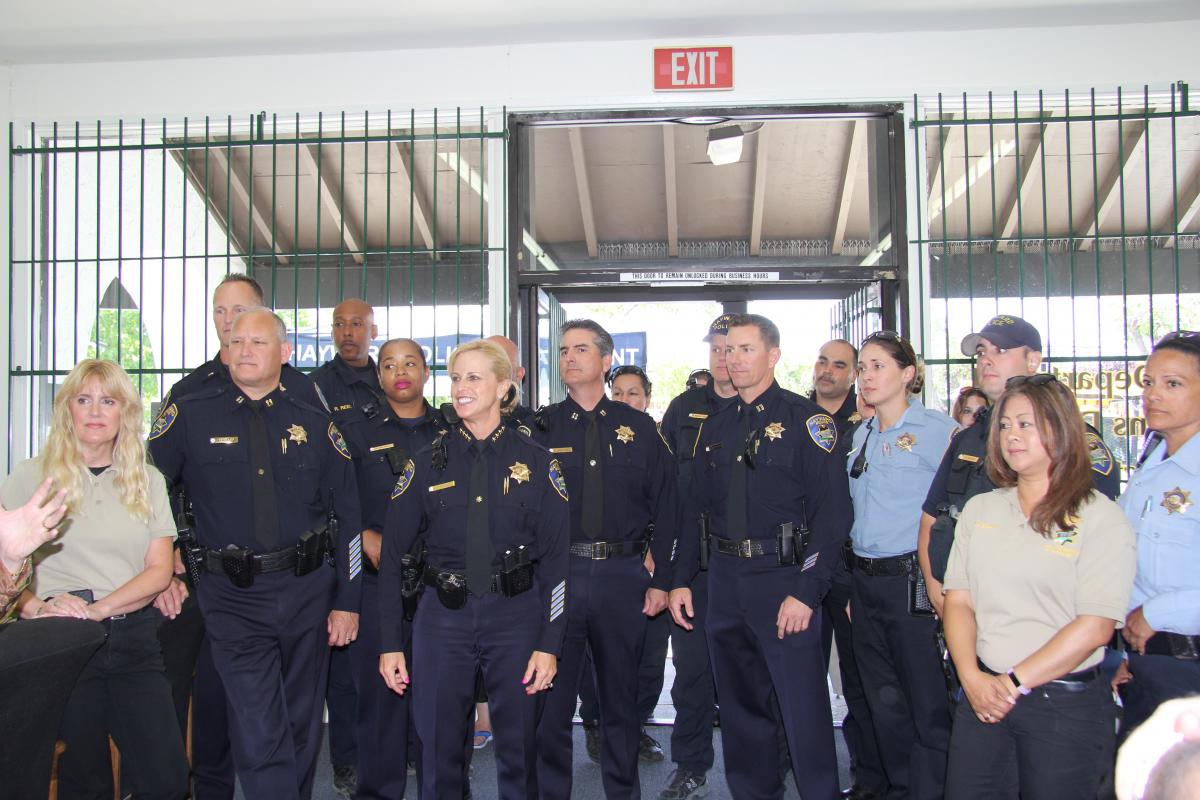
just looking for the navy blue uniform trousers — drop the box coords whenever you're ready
[669,569,715,774]
[706,552,837,800]
[196,567,335,800]
[538,555,650,800]
[413,587,543,800]
[350,574,416,799]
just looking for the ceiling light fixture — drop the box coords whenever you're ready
[707,125,745,166]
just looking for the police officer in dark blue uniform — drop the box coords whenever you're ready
[534,319,678,800]
[152,273,331,800]
[341,337,443,800]
[655,314,739,800]
[918,315,1119,610]
[487,335,539,432]
[669,313,851,800]
[378,339,568,800]
[149,308,362,800]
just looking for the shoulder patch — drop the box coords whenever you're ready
[1085,432,1114,476]
[328,422,352,460]
[806,413,838,454]
[391,458,416,499]
[149,403,178,441]
[548,458,569,502]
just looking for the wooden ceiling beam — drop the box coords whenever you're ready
[299,142,365,264]
[567,128,599,259]
[831,120,865,255]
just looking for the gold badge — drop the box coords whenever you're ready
[1161,487,1193,515]
[764,422,786,441]
[287,424,308,444]
[848,412,862,424]
[615,425,635,444]
[896,433,916,452]
[509,462,531,484]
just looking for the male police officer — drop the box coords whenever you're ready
[918,314,1119,610]
[655,314,739,800]
[487,334,538,430]
[810,338,887,800]
[149,308,362,800]
[669,314,851,800]
[535,319,678,800]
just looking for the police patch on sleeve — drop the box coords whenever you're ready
[392,458,416,499]
[548,458,569,502]
[148,403,178,441]
[806,413,838,453]
[1085,432,1114,476]
[328,423,352,460]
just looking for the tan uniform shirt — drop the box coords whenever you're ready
[944,486,1135,672]
[0,458,175,601]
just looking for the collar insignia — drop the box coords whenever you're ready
[764,422,786,441]
[896,433,916,452]
[848,412,862,424]
[1161,487,1193,515]
[509,462,531,484]
[616,425,635,444]
[287,424,308,444]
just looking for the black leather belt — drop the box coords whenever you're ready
[853,552,915,577]
[978,658,1100,686]
[1143,632,1200,660]
[569,540,649,560]
[714,537,780,558]
[203,547,297,575]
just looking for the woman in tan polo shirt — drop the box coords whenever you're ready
[942,374,1135,799]
[3,359,188,799]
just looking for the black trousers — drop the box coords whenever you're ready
[946,676,1115,800]
[668,568,715,775]
[850,570,951,800]
[57,608,190,800]
[1121,651,1200,742]
[578,609,671,725]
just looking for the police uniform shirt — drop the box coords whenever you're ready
[311,355,386,426]
[661,383,740,464]
[847,399,957,558]
[534,395,679,592]
[672,381,853,609]
[147,381,363,612]
[808,388,859,456]
[1119,432,1200,635]
[378,422,570,655]
[922,406,1121,518]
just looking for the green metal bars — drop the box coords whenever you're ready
[912,84,1200,482]
[7,108,506,466]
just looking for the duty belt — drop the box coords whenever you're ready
[1143,632,1200,660]
[978,658,1100,687]
[853,551,916,577]
[423,565,502,594]
[203,546,296,575]
[714,537,781,559]
[421,564,534,598]
[569,539,649,560]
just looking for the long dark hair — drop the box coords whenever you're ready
[986,377,1092,536]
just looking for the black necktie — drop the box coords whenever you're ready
[465,442,493,596]
[727,406,750,539]
[245,399,280,550]
[581,411,604,539]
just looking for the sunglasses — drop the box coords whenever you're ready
[861,330,918,366]
[1156,330,1200,350]
[1004,373,1059,390]
[607,365,647,384]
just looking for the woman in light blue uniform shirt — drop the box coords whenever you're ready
[847,331,958,800]
[1116,330,1200,739]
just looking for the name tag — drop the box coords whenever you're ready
[549,447,573,454]
[369,443,395,452]
[210,436,239,445]
[957,453,980,463]
[688,413,708,420]
[429,481,456,492]
[334,403,353,412]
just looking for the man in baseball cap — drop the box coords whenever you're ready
[960,314,1042,358]
[703,314,735,343]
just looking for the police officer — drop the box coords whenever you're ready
[847,332,957,800]
[487,335,538,430]
[153,272,330,800]
[810,338,888,800]
[378,339,568,799]
[1115,331,1200,738]
[919,314,1119,609]
[669,314,851,799]
[534,319,678,800]
[341,337,443,799]
[655,314,739,800]
[149,308,363,800]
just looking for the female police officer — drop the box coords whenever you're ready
[847,331,958,799]
[378,339,569,799]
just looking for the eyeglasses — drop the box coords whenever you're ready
[607,365,647,384]
[1004,373,1059,390]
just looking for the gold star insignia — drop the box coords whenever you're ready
[848,412,862,424]
[509,462,531,484]
[615,425,635,443]
[896,433,916,452]
[1161,487,1193,515]
[287,424,308,444]
[764,422,786,441]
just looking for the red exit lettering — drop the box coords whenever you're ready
[653,47,734,91]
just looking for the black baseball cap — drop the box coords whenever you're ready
[960,315,1042,356]
[703,314,735,342]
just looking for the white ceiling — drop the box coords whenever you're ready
[3,0,1197,64]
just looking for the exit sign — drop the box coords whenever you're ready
[653,46,734,91]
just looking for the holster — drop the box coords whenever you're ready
[221,546,255,588]
[295,525,331,577]
[177,530,205,587]
[928,505,958,583]
[497,546,534,598]
[433,571,468,609]
[907,560,935,616]
[776,520,811,567]
[698,513,711,572]
[400,552,424,621]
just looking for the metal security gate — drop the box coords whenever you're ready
[912,83,1200,480]
[7,108,506,465]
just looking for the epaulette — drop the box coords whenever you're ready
[533,402,559,432]
[174,383,227,405]
[282,387,332,418]
[438,402,461,425]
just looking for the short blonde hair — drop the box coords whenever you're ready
[448,340,519,415]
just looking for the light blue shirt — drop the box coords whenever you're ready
[1119,432,1200,635]
[847,399,958,558]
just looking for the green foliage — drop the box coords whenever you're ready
[86,309,159,430]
